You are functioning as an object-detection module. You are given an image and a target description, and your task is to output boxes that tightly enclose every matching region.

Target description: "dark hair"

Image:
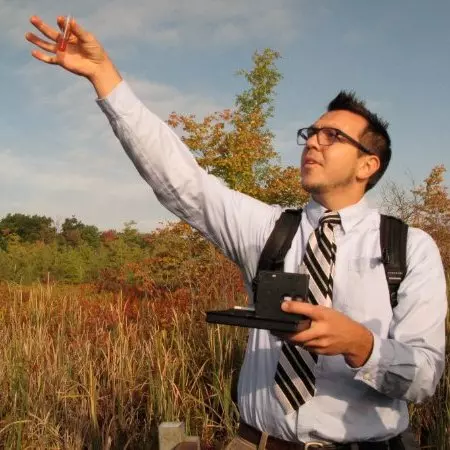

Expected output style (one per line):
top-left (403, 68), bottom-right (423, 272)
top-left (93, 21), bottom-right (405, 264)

top-left (327, 91), bottom-right (391, 191)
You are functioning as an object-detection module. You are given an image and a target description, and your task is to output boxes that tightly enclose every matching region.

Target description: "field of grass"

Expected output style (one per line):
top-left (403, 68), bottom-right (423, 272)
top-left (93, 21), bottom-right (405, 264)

top-left (0, 277), bottom-right (247, 449)
top-left (0, 273), bottom-right (448, 449)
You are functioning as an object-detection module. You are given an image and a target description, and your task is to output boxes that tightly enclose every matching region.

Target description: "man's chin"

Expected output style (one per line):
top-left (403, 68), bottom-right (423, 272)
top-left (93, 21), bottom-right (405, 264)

top-left (301, 181), bottom-right (325, 194)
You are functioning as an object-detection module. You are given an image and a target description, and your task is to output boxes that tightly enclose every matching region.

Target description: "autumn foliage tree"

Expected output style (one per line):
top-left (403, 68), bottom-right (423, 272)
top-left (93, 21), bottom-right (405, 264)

top-left (381, 164), bottom-right (450, 269)
top-left (380, 165), bottom-right (449, 447)
top-left (168, 49), bottom-right (308, 207)
top-left (410, 165), bottom-right (450, 269)
top-left (96, 49), bottom-right (309, 299)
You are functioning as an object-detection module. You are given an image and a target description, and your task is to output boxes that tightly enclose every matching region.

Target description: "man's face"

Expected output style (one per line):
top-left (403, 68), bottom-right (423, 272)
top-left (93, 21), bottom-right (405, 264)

top-left (300, 110), bottom-right (370, 195)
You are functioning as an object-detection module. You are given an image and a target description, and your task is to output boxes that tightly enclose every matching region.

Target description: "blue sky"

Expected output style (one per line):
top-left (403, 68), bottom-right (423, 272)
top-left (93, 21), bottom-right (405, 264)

top-left (1, 0), bottom-right (449, 231)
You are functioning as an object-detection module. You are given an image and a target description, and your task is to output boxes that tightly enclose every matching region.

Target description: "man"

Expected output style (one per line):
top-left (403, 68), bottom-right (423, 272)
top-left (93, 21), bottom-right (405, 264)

top-left (25, 16), bottom-right (447, 450)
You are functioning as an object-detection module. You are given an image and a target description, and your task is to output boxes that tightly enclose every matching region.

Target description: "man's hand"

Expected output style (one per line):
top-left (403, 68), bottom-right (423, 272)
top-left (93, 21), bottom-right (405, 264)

top-left (25, 16), bottom-right (122, 98)
top-left (276, 301), bottom-right (374, 368)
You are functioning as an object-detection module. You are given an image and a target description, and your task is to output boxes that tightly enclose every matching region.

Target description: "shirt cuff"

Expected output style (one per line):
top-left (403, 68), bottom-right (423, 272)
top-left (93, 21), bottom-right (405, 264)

top-left (350, 333), bottom-right (394, 389)
top-left (95, 80), bottom-right (139, 120)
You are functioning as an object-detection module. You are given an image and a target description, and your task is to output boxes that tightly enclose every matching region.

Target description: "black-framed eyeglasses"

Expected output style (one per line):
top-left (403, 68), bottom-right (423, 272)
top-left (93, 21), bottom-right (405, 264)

top-left (297, 126), bottom-right (373, 155)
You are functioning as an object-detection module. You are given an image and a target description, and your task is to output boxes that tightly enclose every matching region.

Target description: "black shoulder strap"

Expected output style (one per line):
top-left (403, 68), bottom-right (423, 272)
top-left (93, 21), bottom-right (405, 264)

top-left (380, 214), bottom-right (408, 308)
top-left (252, 209), bottom-right (302, 292)
top-left (253, 210), bottom-right (408, 309)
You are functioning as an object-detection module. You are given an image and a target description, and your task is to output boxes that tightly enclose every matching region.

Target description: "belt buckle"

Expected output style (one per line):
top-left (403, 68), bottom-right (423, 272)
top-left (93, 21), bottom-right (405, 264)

top-left (305, 442), bottom-right (326, 449)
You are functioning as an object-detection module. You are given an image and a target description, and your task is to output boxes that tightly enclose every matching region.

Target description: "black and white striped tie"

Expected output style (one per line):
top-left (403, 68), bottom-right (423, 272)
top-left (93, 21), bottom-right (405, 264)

top-left (274, 210), bottom-right (341, 414)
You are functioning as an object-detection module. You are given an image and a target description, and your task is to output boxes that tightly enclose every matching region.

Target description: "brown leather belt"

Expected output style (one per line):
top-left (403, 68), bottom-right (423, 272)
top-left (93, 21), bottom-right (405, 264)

top-left (238, 421), bottom-right (403, 450)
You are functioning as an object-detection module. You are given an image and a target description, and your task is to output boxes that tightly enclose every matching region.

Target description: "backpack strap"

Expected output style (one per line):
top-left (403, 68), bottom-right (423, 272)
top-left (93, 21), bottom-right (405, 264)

top-left (252, 209), bottom-right (302, 293)
top-left (252, 210), bottom-right (408, 309)
top-left (380, 214), bottom-right (408, 308)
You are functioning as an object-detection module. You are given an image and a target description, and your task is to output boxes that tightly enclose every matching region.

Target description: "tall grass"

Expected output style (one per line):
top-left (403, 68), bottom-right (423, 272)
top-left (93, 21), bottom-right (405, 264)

top-left (0, 277), bottom-right (448, 449)
top-left (409, 278), bottom-right (450, 449)
top-left (0, 281), bottom-right (246, 449)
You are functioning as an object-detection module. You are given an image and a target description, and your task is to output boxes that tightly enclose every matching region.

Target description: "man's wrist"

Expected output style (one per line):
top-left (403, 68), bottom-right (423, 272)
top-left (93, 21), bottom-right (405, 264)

top-left (88, 58), bottom-right (123, 99)
top-left (344, 325), bottom-right (374, 368)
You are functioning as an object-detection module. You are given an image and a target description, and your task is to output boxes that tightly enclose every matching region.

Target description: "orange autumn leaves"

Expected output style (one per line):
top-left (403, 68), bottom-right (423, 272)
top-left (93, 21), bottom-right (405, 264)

top-left (167, 49), bottom-right (309, 208)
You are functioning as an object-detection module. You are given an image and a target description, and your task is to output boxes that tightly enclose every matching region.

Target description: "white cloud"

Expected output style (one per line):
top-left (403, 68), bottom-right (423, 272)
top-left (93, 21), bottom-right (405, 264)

top-left (18, 57), bottom-right (225, 126)
top-left (3, 0), bottom-right (306, 230)
top-left (1, 0), bottom-right (83, 47)
top-left (0, 148), bottom-right (126, 195)
top-left (6, 0), bottom-right (301, 49)
top-left (0, 147), bottom-right (175, 230)
top-left (125, 74), bottom-right (224, 118)
top-left (85, 0), bottom-right (300, 46)
top-left (5, 60), bottom-right (226, 230)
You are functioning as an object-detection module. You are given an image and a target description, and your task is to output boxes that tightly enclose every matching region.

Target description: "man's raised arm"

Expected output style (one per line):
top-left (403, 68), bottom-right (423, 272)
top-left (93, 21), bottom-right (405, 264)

top-left (25, 16), bottom-right (280, 277)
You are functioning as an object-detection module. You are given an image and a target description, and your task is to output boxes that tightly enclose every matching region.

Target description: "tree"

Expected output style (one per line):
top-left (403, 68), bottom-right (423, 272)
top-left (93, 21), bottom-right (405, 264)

top-left (0, 231), bottom-right (7, 251)
top-left (121, 220), bottom-right (145, 247)
top-left (0, 213), bottom-right (56, 244)
top-left (411, 165), bottom-right (450, 269)
top-left (380, 165), bottom-right (449, 269)
top-left (61, 216), bottom-right (100, 248)
top-left (167, 49), bottom-right (308, 207)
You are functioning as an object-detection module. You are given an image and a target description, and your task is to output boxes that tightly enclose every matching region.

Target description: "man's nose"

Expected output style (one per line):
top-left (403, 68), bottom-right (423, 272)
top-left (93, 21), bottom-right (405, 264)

top-left (301, 145), bottom-right (321, 162)
top-left (305, 133), bottom-right (321, 151)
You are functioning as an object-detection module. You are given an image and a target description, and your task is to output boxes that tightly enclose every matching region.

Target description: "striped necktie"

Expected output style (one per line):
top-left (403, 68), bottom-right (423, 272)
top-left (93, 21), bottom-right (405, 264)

top-left (274, 210), bottom-right (341, 414)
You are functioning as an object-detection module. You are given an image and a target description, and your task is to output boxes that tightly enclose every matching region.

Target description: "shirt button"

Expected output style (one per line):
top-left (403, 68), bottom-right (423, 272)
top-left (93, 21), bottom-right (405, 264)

top-left (363, 373), bottom-right (371, 381)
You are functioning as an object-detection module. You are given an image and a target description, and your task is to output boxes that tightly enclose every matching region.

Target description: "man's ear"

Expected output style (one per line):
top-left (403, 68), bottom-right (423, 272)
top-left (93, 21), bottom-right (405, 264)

top-left (356, 154), bottom-right (380, 184)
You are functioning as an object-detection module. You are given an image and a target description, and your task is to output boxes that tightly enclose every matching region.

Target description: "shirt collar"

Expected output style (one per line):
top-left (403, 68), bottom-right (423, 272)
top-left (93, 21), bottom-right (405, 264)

top-left (304, 197), bottom-right (371, 234)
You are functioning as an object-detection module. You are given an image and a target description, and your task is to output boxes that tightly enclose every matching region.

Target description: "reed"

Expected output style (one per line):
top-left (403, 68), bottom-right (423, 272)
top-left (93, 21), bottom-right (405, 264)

top-left (0, 278), bottom-right (447, 449)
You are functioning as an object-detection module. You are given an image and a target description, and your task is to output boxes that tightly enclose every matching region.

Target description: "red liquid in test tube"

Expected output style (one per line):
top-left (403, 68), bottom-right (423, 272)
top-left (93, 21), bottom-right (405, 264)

top-left (58, 15), bottom-right (72, 51)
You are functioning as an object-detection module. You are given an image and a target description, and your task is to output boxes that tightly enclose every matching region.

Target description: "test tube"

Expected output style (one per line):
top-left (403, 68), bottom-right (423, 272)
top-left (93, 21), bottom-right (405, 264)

top-left (58, 15), bottom-right (73, 52)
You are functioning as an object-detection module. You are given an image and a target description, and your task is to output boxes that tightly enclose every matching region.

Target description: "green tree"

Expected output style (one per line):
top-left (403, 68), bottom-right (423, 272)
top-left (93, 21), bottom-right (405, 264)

top-left (121, 220), bottom-right (146, 247)
top-left (61, 216), bottom-right (100, 248)
top-left (0, 213), bottom-right (56, 244)
top-left (168, 49), bottom-right (308, 207)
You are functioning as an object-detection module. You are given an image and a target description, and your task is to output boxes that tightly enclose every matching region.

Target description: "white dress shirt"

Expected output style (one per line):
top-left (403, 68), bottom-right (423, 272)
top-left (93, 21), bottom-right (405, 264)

top-left (96, 81), bottom-right (447, 443)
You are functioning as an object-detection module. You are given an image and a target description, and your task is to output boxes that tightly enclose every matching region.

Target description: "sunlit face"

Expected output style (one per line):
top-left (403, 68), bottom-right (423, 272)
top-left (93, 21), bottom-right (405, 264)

top-left (300, 110), bottom-right (370, 195)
